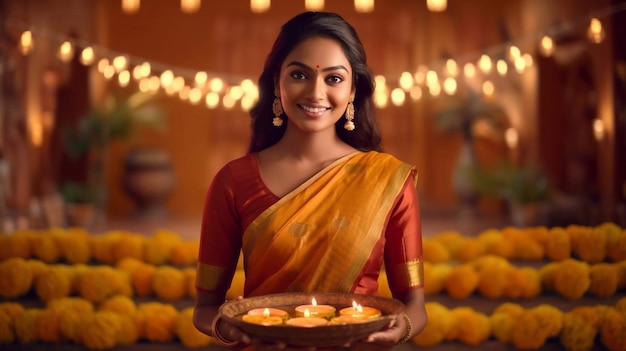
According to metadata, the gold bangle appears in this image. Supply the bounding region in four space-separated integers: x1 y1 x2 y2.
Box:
211 314 239 346
398 313 412 344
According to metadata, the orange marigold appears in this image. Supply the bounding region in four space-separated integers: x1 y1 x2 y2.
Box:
99 295 136 316
58 227 92 264
567 225 606 264
170 241 200 266
454 239 486 263
0 231 31 260
510 309 551 350
29 231 61 264
449 307 490 346
112 232 145 262
603 223 626 262
134 302 178 342
14 308 40 344
476 229 514 259
490 302 525 343
545 227 571 262
143 229 182 265
80 310 121 350
175 307 213 348
431 231 466 258
153 265 186 300
445 264 479 299
36 308 61 343
422 239 451 263
588 263 619 298
183 267 197 299
553 259 591 299
424 262 451 296
560 313 597 351
34 265 73 302
412 302 451 347
0 257 33 299
518 267 542 299
599 308 626 351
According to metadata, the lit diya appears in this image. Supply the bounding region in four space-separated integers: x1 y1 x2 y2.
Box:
241 307 286 326
285 308 329 327
339 301 382 320
294 297 336 319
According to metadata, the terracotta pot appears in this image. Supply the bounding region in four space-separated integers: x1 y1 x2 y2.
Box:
122 147 175 219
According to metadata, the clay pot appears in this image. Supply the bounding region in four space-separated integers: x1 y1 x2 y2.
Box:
122 147 175 219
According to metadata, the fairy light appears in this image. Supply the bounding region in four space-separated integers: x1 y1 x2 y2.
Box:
463 62 476 78
181 0 201 13
112 55 128 72
374 90 388 108
482 80 494 96
305 0 324 11
429 83 441 97
426 0 447 12
138 78 151 92
509 45 521 60
222 94 236 109
390 88 406 106
209 78 224 92
354 0 374 13
205 92 220 108
478 54 492 74
514 56 526 73
446 59 458 77
172 76 186 92
374 75 387 92
160 70 174 87
97 58 109 73
250 0 270 13
593 118 606 142
241 95 255 111
409 86 422 101
80 47 95 65
587 17 605 43
539 36 555 56
118 70 131 87
122 0 140 14
103 65 116 80
443 77 457 95
148 76 161 91
496 59 508 76
523 53 533 68
505 128 519 149
58 41 74 62
20 31 33 55
425 70 438 86
195 71 208 87
188 87 203 104
399 71 414 91
179 86 190 100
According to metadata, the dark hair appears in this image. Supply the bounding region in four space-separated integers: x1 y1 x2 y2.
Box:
248 11 382 153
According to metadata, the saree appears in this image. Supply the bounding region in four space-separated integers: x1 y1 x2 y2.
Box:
241 151 418 296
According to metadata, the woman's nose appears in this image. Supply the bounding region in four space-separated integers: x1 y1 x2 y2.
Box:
305 77 325 101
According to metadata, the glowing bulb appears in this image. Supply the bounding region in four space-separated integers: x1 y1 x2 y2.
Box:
505 128 519 149
443 77 457 95
58 41 74 62
463 62 476 78
539 36 555 56
409 86 422 101
305 0 324 10
390 88 406 106
399 71 414 91
20 31 33 55
587 18 605 44
205 92 220 108
479 54 492 73
250 0 270 13
80 47 95 65
210 78 224 92
195 71 208 86
496 59 508 76
181 0 200 13
122 0 140 14
426 0 446 12
354 0 374 13
482 81 494 96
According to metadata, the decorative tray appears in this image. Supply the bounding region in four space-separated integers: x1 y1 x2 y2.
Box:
219 292 405 347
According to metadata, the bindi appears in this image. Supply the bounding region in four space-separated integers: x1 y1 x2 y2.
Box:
316 65 320 69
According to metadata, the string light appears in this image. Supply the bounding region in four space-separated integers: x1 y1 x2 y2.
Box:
426 0 447 12
354 0 374 13
539 36 555 56
250 0 270 13
19 30 33 55
305 0 324 11
121 0 140 14
181 0 201 13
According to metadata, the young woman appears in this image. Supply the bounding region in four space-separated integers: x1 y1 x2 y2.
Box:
194 11 427 349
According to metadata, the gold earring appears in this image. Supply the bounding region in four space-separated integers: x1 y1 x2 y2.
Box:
344 101 355 131
272 95 283 127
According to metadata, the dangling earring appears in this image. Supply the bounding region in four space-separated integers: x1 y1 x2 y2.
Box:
344 101 355 131
272 95 284 127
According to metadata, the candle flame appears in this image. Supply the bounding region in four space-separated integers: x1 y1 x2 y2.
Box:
304 308 311 317
263 308 270 317
357 304 363 313
352 300 358 309
311 298 317 306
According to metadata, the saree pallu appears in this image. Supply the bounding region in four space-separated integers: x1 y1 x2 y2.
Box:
242 151 416 297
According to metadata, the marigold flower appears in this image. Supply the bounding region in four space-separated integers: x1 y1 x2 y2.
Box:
0 231 32 260
34 265 73 302
27 259 47 281
474 256 511 299
616 261 626 290
553 259 591 299
0 302 24 343
90 231 126 264
445 264 479 299
510 309 551 350
502 266 528 299
134 302 178 342
412 302 451 347
424 262 451 296
176 307 213 348
532 304 563 337
615 297 626 314
112 232 145 262
183 267 197 299
58 227 91 264
0 257 33 298
431 231 466 258
143 229 182 265
599 308 626 351
524 226 550 250
29 231 61 263
588 263 619 298
476 229 514 259
0 302 25 321
152 265 186 300
77 266 132 303
567 225 606 264
131 262 156 297
449 307 490 346
100 295 136 316
170 241 200 266
81 310 121 350
545 227 571 261
539 262 559 292
46 297 94 343
602 223 626 262
490 302 525 343
518 267 542 299
504 227 544 261
454 239 486 263
116 314 139 345
422 239 451 263
569 306 604 329
36 308 62 343
14 308 41 344
560 313 597 351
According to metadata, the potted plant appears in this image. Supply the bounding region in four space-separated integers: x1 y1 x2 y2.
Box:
61 91 165 226
467 162 550 226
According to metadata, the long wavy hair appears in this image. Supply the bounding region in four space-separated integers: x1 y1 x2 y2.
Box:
248 11 382 153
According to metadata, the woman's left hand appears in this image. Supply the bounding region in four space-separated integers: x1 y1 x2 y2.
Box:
349 314 407 350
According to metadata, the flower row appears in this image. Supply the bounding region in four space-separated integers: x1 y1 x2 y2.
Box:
1 222 624 267
423 222 625 264
413 298 626 351
1 295 625 351
417 256 626 300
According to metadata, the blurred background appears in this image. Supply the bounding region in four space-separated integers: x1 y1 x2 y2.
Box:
1 0 625 237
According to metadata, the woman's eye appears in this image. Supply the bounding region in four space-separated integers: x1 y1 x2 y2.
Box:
327 75 344 84
290 71 307 80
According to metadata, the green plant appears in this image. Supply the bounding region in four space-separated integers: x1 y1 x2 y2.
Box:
59 181 98 204
467 162 550 204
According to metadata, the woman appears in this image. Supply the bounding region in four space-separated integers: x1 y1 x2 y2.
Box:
194 11 427 349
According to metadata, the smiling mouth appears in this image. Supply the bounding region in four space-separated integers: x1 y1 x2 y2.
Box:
299 104 330 114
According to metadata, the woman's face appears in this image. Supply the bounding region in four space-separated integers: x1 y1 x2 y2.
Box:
278 36 354 134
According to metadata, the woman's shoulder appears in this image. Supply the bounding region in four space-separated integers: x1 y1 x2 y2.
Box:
361 151 414 167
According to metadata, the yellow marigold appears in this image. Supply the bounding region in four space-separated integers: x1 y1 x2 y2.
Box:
0 231 31 260
603 224 626 262
14 308 41 343
539 262 559 292
0 302 25 321
510 309 551 350
153 265 186 300
567 224 607 264
518 266 542 299
545 227 571 261
131 262 156 297
476 229 514 259
475 256 511 299
134 302 178 342
77 266 132 303
431 230 466 257
116 314 139 345
47 297 95 342
532 304 563 337
99 295 136 315
424 262 451 296
0 310 13 343
90 231 124 264
81 310 122 350
504 227 544 261
569 306 604 329
34 265 73 302
524 226 550 251
560 313 597 351
449 307 490 346
115 257 144 273
490 302 525 343
454 239 486 263
412 302 451 347
588 263 619 298
26 259 47 281
183 267 197 299
112 232 145 262
599 308 626 351
502 266 528 299
143 229 182 265
445 264 479 299
422 239 451 263
616 297 626 314
553 259 591 299
0 257 33 298
36 308 62 343
58 227 91 264
176 307 213 348
170 241 200 266
616 261 626 290
29 231 61 263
